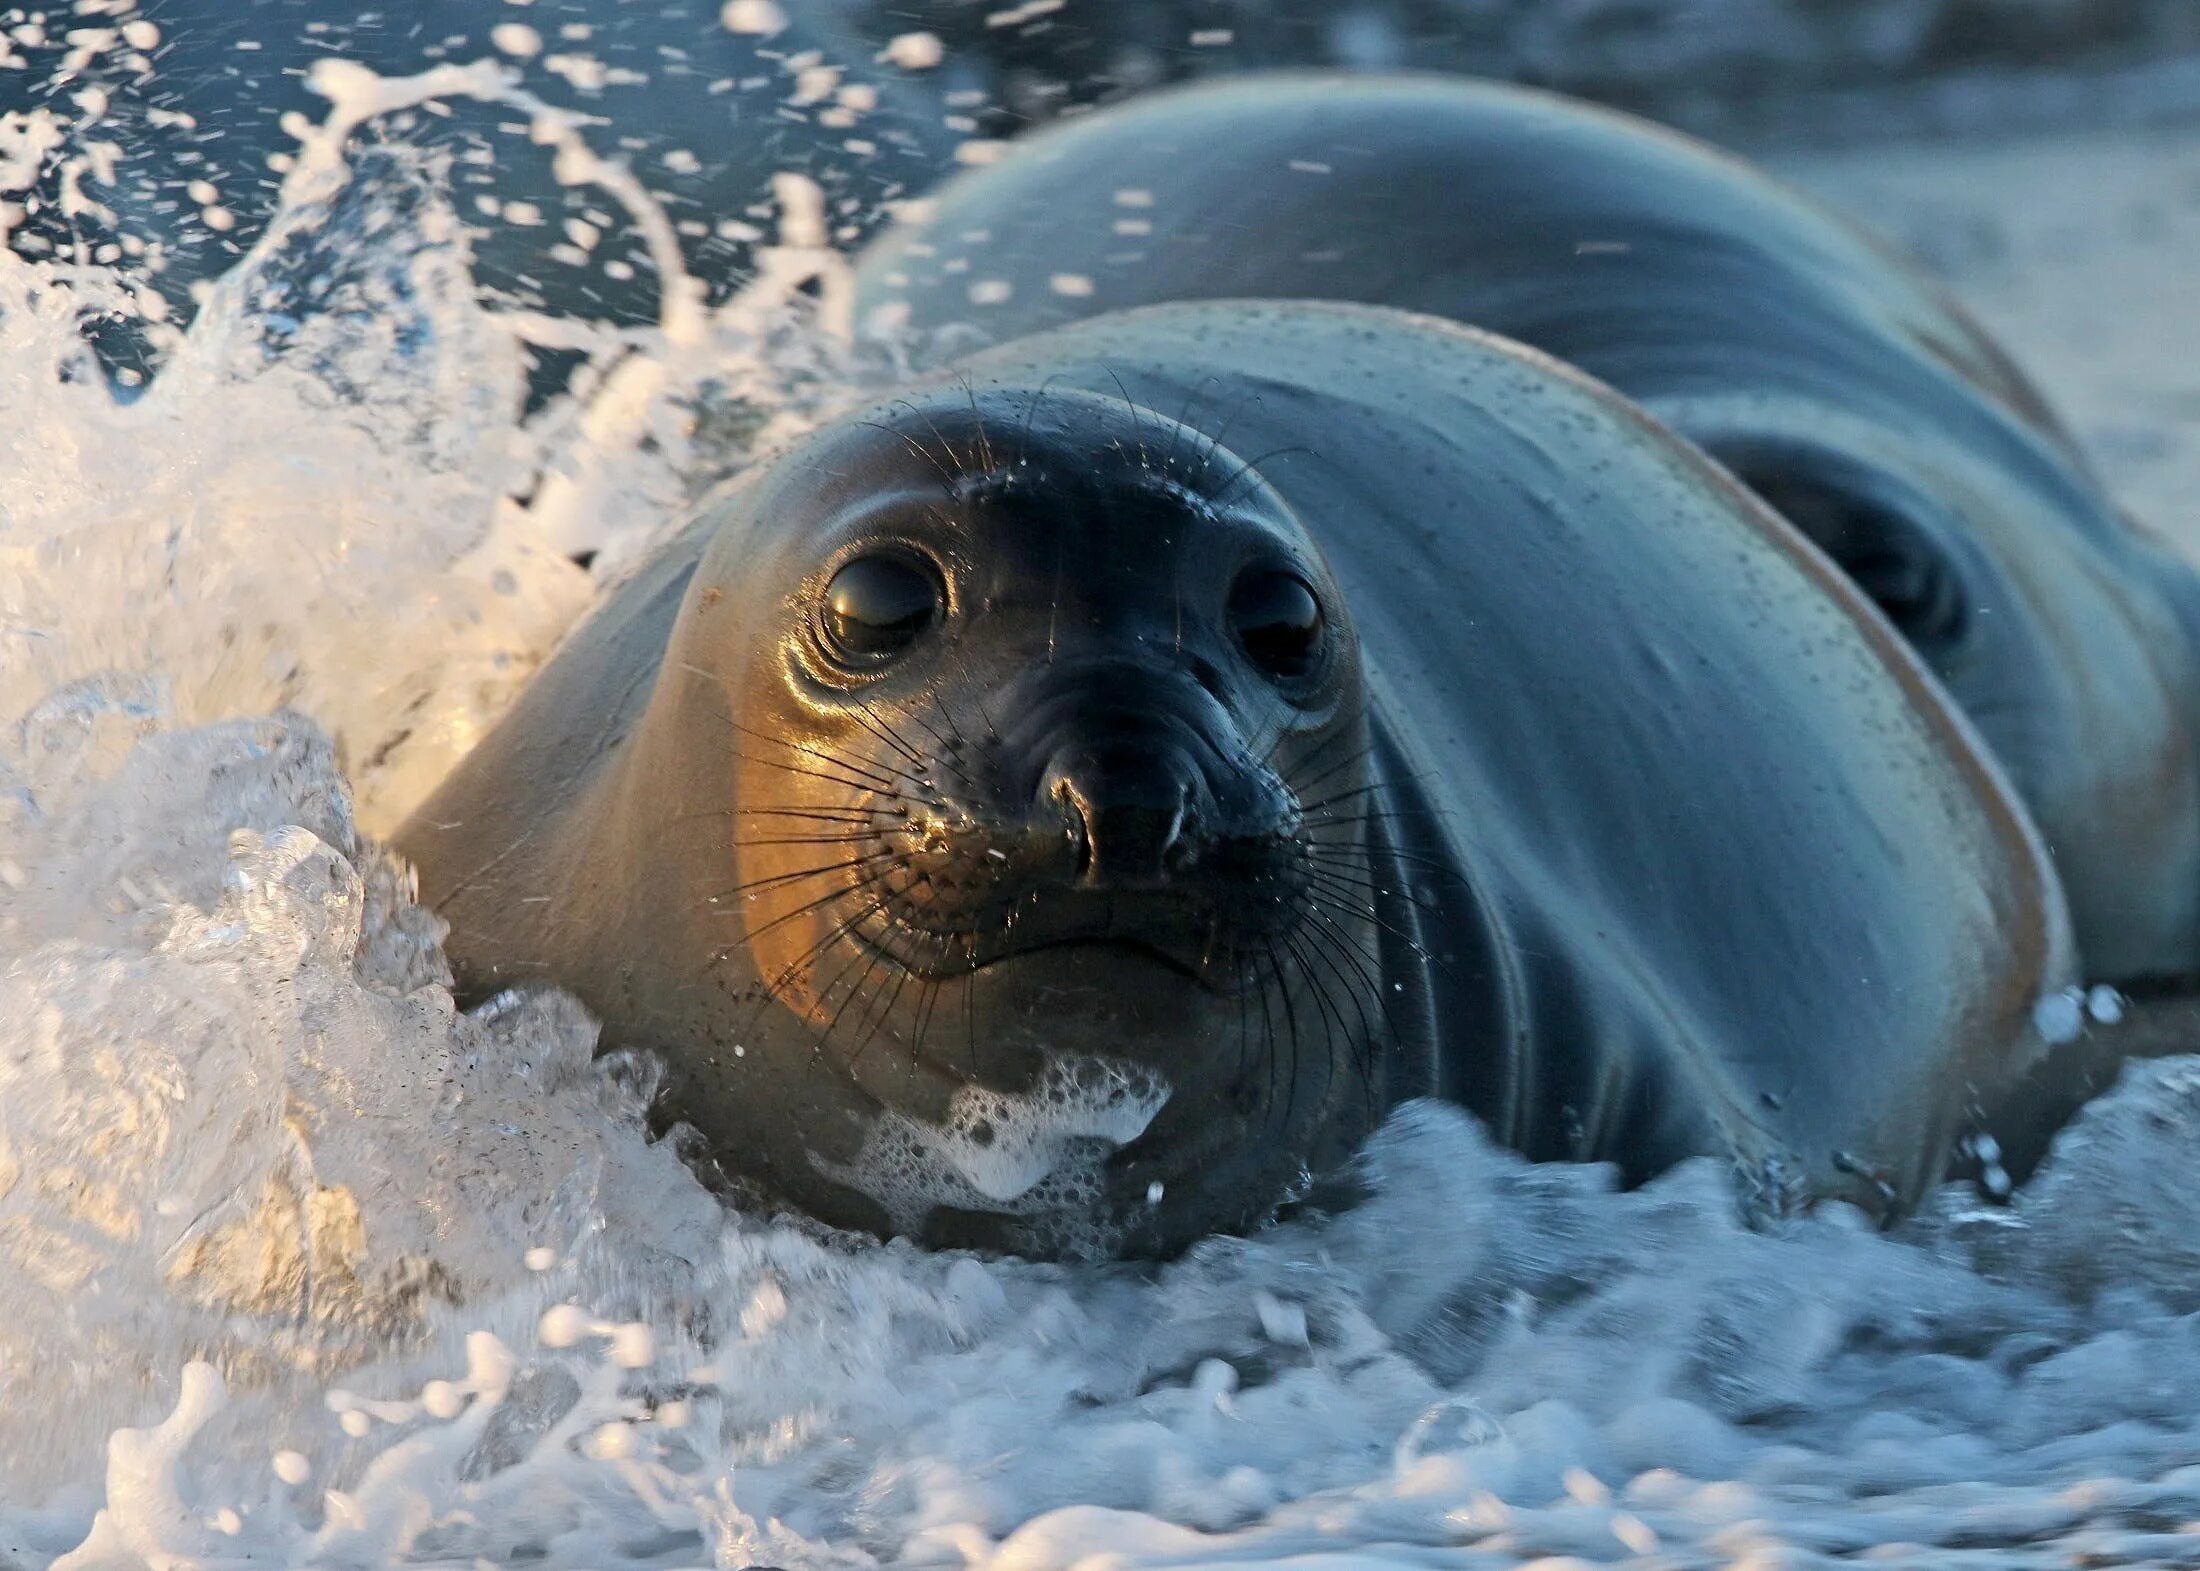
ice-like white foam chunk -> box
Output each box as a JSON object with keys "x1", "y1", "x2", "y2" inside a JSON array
[{"x1": 818, "y1": 1055, "x2": 1170, "y2": 1249}]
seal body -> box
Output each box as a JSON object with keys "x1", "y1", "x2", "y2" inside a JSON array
[
  {"x1": 854, "y1": 73, "x2": 2200, "y2": 983},
  {"x1": 398, "y1": 301, "x2": 2069, "y2": 1257}
]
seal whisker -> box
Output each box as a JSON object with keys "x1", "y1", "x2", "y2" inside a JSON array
[
  {"x1": 1204, "y1": 444, "x2": 1309, "y2": 506},
  {"x1": 1188, "y1": 385, "x2": 1263, "y2": 485},
  {"x1": 1293, "y1": 893, "x2": 1399, "y2": 1051},
  {"x1": 1297, "y1": 863, "x2": 1446, "y2": 935},
  {"x1": 892, "y1": 399, "x2": 974, "y2": 486},
  {"x1": 1252, "y1": 941, "x2": 1285, "y2": 1133},
  {"x1": 813, "y1": 931, "x2": 899, "y2": 1057},
  {"x1": 701, "y1": 848, "x2": 902, "y2": 906},
  {"x1": 730, "y1": 832, "x2": 881, "y2": 850},
  {"x1": 1013, "y1": 373, "x2": 1068, "y2": 471},
  {"x1": 726, "y1": 749, "x2": 906, "y2": 799},
  {"x1": 1270, "y1": 710, "x2": 1359, "y2": 773},
  {"x1": 1163, "y1": 373, "x2": 1226, "y2": 474},
  {"x1": 962, "y1": 934, "x2": 982, "y2": 1082},
  {"x1": 1288, "y1": 739, "x2": 1379, "y2": 800},
  {"x1": 906, "y1": 689, "x2": 965, "y2": 753},
  {"x1": 1299, "y1": 834, "x2": 1464, "y2": 881},
  {"x1": 844, "y1": 696, "x2": 929, "y2": 769},
  {"x1": 1262, "y1": 937, "x2": 1309, "y2": 1140},
  {"x1": 675, "y1": 667, "x2": 909, "y2": 786},
  {"x1": 675, "y1": 804, "x2": 878, "y2": 826},
  {"x1": 857, "y1": 419, "x2": 962, "y2": 501},
  {"x1": 958, "y1": 373, "x2": 999, "y2": 475},
  {"x1": 1101, "y1": 364, "x2": 1152, "y2": 472},
  {"x1": 736, "y1": 894, "x2": 899, "y2": 1043},
  {"x1": 1295, "y1": 777, "x2": 1431, "y2": 816},
  {"x1": 710, "y1": 865, "x2": 897, "y2": 951},
  {"x1": 1286, "y1": 922, "x2": 1377, "y2": 1114}
]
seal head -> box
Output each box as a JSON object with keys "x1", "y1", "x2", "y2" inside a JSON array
[{"x1": 412, "y1": 384, "x2": 1393, "y2": 1256}]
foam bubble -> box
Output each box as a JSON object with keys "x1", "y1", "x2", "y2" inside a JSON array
[{"x1": 819, "y1": 1056, "x2": 1170, "y2": 1247}]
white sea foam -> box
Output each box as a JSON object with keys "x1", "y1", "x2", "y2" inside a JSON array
[
  {"x1": 819, "y1": 1055, "x2": 1171, "y2": 1249},
  {"x1": 4, "y1": 20, "x2": 2200, "y2": 1571}
]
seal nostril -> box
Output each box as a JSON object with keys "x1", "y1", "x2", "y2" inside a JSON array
[
  {"x1": 1054, "y1": 777, "x2": 1096, "y2": 878},
  {"x1": 1042, "y1": 753, "x2": 1204, "y2": 887}
]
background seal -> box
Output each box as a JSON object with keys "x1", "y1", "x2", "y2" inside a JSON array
[{"x1": 854, "y1": 71, "x2": 2200, "y2": 984}]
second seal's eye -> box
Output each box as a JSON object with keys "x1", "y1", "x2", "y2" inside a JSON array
[
  {"x1": 822, "y1": 554, "x2": 942, "y2": 663},
  {"x1": 1229, "y1": 568, "x2": 1325, "y2": 680}
]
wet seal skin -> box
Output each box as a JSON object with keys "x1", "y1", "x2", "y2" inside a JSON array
[
  {"x1": 854, "y1": 71, "x2": 2200, "y2": 987},
  {"x1": 397, "y1": 301, "x2": 2072, "y2": 1259}
]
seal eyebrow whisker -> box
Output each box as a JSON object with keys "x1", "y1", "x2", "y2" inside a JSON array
[
  {"x1": 1163, "y1": 373, "x2": 1226, "y2": 474},
  {"x1": 1101, "y1": 363, "x2": 1152, "y2": 471},
  {"x1": 1204, "y1": 444, "x2": 1310, "y2": 506},
  {"x1": 1185, "y1": 387, "x2": 1261, "y2": 486},
  {"x1": 1013, "y1": 373, "x2": 1068, "y2": 470},
  {"x1": 957, "y1": 372, "x2": 999, "y2": 474},
  {"x1": 892, "y1": 399, "x2": 973, "y2": 486},
  {"x1": 856, "y1": 419, "x2": 961, "y2": 501}
]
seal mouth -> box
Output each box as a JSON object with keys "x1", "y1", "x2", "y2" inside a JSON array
[{"x1": 852, "y1": 898, "x2": 1265, "y2": 990}]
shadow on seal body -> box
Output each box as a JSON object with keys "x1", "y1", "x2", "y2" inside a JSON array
[
  {"x1": 397, "y1": 301, "x2": 2071, "y2": 1259},
  {"x1": 853, "y1": 72, "x2": 2200, "y2": 987}
]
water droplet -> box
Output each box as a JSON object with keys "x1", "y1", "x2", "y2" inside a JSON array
[{"x1": 1394, "y1": 1397, "x2": 1504, "y2": 1468}]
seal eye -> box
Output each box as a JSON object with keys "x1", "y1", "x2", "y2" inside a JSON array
[
  {"x1": 821, "y1": 554, "x2": 942, "y2": 664},
  {"x1": 1229, "y1": 568, "x2": 1325, "y2": 680}
]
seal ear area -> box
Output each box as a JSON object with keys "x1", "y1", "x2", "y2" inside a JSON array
[{"x1": 1712, "y1": 439, "x2": 1977, "y2": 663}]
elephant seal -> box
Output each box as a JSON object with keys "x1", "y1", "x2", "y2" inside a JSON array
[
  {"x1": 853, "y1": 72, "x2": 2200, "y2": 985},
  {"x1": 397, "y1": 300, "x2": 2071, "y2": 1258}
]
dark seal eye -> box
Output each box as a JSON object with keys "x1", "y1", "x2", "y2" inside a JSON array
[
  {"x1": 1229, "y1": 568, "x2": 1326, "y2": 680},
  {"x1": 821, "y1": 553, "x2": 942, "y2": 664}
]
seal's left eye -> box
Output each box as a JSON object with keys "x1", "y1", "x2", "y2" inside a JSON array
[
  {"x1": 1229, "y1": 568, "x2": 1325, "y2": 680},
  {"x1": 822, "y1": 554, "x2": 942, "y2": 663}
]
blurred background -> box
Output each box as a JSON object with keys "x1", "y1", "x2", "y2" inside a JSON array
[{"x1": 853, "y1": 0, "x2": 2200, "y2": 144}]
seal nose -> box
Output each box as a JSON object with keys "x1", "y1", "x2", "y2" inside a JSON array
[{"x1": 1042, "y1": 745, "x2": 1204, "y2": 887}]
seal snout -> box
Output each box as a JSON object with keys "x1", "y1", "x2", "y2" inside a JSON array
[{"x1": 1041, "y1": 742, "x2": 1207, "y2": 889}]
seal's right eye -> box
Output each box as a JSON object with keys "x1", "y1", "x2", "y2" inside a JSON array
[
  {"x1": 1229, "y1": 567, "x2": 1326, "y2": 681},
  {"x1": 821, "y1": 553, "x2": 942, "y2": 664}
]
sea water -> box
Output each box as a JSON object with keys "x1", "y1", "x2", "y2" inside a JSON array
[{"x1": 6, "y1": 16, "x2": 2200, "y2": 1571}]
